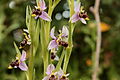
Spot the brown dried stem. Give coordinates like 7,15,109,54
90,0,101,80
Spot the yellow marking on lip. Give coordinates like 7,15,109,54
8,65,13,69
32,14,36,17
85,17,89,20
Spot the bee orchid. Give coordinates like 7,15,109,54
19,29,31,49
42,64,58,80
57,69,69,80
70,2,89,24
32,0,51,21
8,50,28,71
48,26,69,50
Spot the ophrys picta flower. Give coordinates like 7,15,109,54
42,64,58,80
57,69,69,80
32,0,51,21
19,29,31,49
8,50,28,71
48,26,69,50
70,2,89,24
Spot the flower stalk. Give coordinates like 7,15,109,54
63,0,74,73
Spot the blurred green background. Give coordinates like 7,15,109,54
0,0,120,80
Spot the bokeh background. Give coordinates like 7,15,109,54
0,0,120,80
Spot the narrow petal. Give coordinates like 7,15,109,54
19,62,28,71
39,0,47,10
42,76,50,80
74,2,81,13
23,29,29,33
35,15,39,19
65,73,70,77
80,18,87,24
48,40,58,50
20,50,26,61
54,55,59,61
27,41,31,45
57,69,64,78
62,26,68,37
50,27,56,39
46,64,55,75
39,11,51,21
70,13,80,23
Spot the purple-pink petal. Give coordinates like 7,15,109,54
74,2,81,13
42,76,50,80
39,0,47,10
80,18,87,24
48,40,58,50
20,50,26,62
57,69,64,78
19,62,28,71
35,15,39,19
46,64,55,75
39,11,51,21
50,27,56,39
62,26,68,37
70,13,80,23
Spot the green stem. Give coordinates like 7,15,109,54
63,0,74,73
40,20,48,76
55,49,66,71
28,46,34,80
63,23,74,72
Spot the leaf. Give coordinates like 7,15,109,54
26,6,32,29
14,42,21,59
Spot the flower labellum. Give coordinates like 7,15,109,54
8,50,28,71
42,64,58,80
57,69,69,80
48,26,69,50
70,2,89,24
32,0,51,21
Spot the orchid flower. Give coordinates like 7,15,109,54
57,69,69,80
50,49,59,61
19,29,31,49
32,0,51,21
70,2,89,24
42,64,58,80
8,50,28,71
48,26,69,50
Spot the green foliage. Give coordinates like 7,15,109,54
0,0,120,80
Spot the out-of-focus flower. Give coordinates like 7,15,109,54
57,69,69,80
70,2,89,24
42,64,58,80
8,50,28,71
100,22,110,32
32,0,51,21
48,26,69,50
86,59,92,66
19,29,31,49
